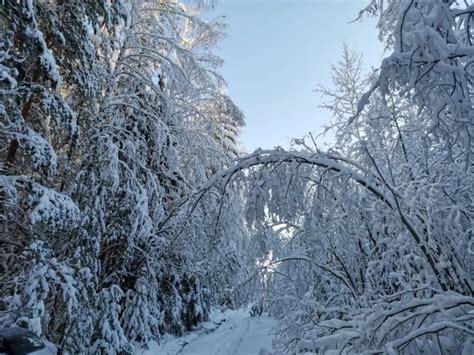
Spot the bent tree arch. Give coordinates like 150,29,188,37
182,149,472,297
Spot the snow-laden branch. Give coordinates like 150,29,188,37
158,149,394,238
193,149,393,207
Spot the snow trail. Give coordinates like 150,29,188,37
145,309,276,355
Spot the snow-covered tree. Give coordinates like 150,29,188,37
0,0,121,342
1,0,248,352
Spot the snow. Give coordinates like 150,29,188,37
39,49,61,85
298,331,359,351
43,340,58,354
24,26,62,87
29,184,80,229
144,308,276,355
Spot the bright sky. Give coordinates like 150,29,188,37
207,0,384,152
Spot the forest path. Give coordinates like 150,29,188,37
146,308,276,355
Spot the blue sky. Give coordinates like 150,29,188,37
207,0,384,152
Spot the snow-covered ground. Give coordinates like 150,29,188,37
143,308,276,355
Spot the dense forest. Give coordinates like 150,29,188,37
0,0,473,354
